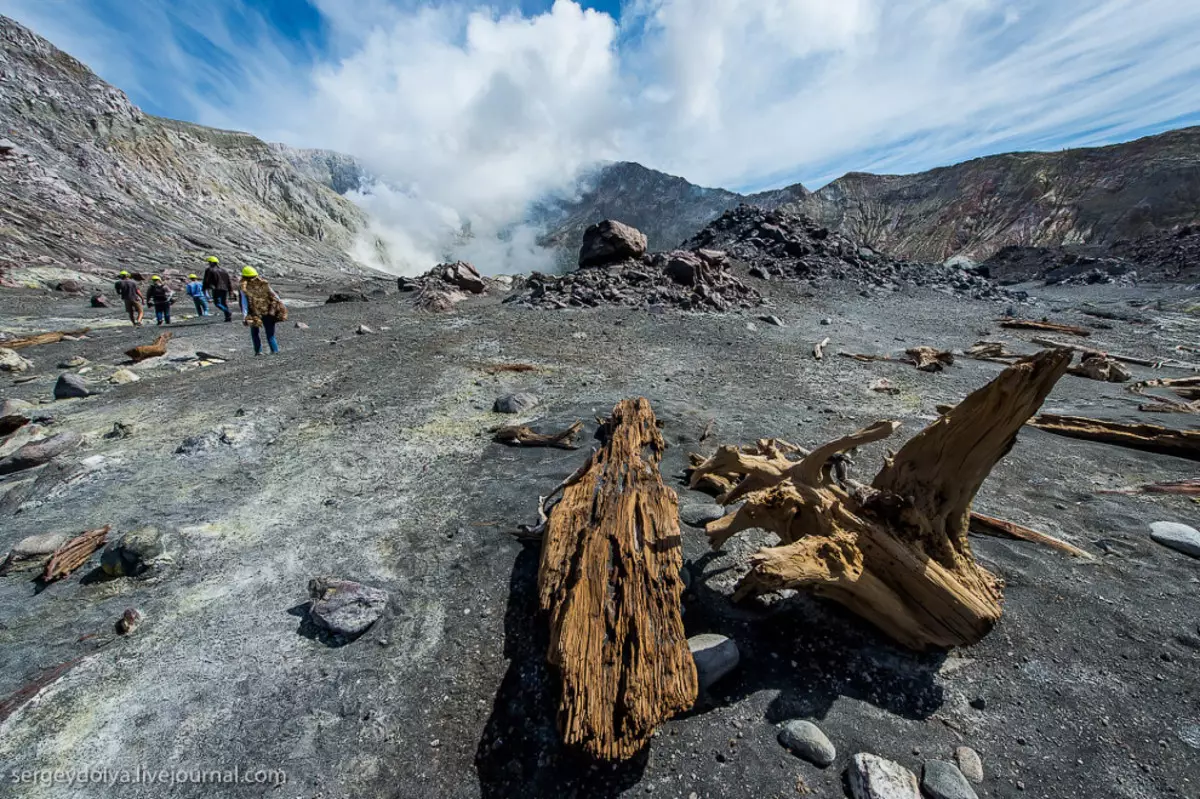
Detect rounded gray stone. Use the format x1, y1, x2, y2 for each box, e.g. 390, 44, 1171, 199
688, 633, 739, 690
679, 503, 725, 528
493, 392, 539, 414
954, 746, 984, 784
778, 719, 836, 767
921, 760, 979, 799
308, 577, 389, 638
54, 373, 93, 399
1150, 521, 1200, 559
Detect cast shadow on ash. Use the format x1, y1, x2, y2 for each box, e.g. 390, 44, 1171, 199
475, 542, 648, 799
681, 550, 948, 724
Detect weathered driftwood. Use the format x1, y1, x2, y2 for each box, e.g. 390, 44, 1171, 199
691, 349, 1072, 651
965, 341, 1023, 363
700, 418, 717, 443
1068, 353, 1132, 383
838, 352, 902, 364
905, 346, 955, 372
42, 525, 110, 582
3, 328, 91, 350
1028, 414, 1200, 461
969, 512, 1094, 559
125, 332, 172, 363
537, 398, 696, 760
1099, 478, 1200, 496
813, 337, 831, 360
493, 421, 584, 450
1031, 336, 1200, 372
1000, 318, 1091, 337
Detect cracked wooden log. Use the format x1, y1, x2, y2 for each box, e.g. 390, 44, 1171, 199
537, 398, 696, 760
125, 332, 172, 364
1028, 414, 1200, 461
3, 328, 91, 350
1099, 478, 1200, 496
695, 349, 1072, 651
969, 513, 1093, 559
905, 346, 955, 372
1000, 318, 1091, 337
42, 525, 110, 582
493, 421, 584, 449
1031, 336, 1200, 372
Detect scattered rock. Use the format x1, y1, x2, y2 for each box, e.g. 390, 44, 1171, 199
53, 373, 93, 399
356, 324, 374, 335
1149, 521, 1200, 559
0, 531, 71, 575
108, 369, 140, 385
91, 293, 111, 308
0, 398, 34, 416
778, 720, 836, 767
870, 378, 901, 395
688, 633, 740, 690
326, 291, 369, 304
307, 577, 389, 639
821, 318, 833, 326
579, 219, 649, 268
679, 503, 726, 528
493, 393, 540, 414
116, 608, 143, 635
849, 753, 920, 799
0, 347, 33, 373
101, 527, 167, 577
433, 261, 487, 294
295, 322, 309, 329
759, 314, 785, 327
57, 356, 88, 369
921, 760, 978, 799
954, 747, 984, 784
104, 421, 134, 439
55, 279, 83, 293
0, 430, 81, 474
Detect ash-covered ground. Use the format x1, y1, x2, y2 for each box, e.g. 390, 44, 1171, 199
0, 273, 1197, 799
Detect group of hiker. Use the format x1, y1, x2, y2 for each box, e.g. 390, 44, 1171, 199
113, 256, 288, 355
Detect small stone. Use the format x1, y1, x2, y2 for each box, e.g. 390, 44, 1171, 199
969, 696, 987, 710
849, 753, 920, 799
307, 577, 389, 639
91, 293, 111, 308
105, 421, 134, 439
921, 760, 978, 799
109, 368, 140, 385
688, 634, 739, 690
0, 398, 34, 416
101, 528, 167, 577
954, 747, 984, 784
116, 608, 143, 635
759, 314, 785, 327
54, 373, 93, 399
356, 324, 374, 335
679, 503, 725, 528
0, 348, 34, 373
777, 720, 836, 767
1149, 521, 1200, 559
820, 318, 833, 326
493, 392, 539, 414
57, 356, 88, 369
295, 322, 310, 329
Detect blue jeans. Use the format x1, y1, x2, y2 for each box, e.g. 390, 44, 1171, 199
154, 304, 171, 324
251, 315, 278, 354
211, 289, 231, 321
192, 296, 209, 315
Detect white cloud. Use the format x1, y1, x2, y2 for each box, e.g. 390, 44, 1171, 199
4, 0, 1200, 273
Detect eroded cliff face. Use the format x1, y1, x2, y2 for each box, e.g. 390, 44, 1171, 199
792, 128, 1200, 263
0, 15, 379, 289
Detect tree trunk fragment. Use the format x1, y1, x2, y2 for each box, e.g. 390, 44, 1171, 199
1000, 318, 1091, 337
1028, 414, 1200, 461
42, 525, 110, 582
493, 421, 584, 449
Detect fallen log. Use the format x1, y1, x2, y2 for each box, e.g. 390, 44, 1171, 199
693, 349, 1072, 651
125, 332, 172, 364
3, 328, 91, 350
965, 341, 1023, 362
1099, 478, 1200, 496
493, 421, 584, 450
1028, 414, 1200, 461
905, 346, 955, 372
1000, 318, 1091, 337
537, 398, 696, 759
1032, 336, 1200, 372
813, 337, 831, 360
838, 352, 901, 364
42, 525, 110, 582
968, 512, 1094, 559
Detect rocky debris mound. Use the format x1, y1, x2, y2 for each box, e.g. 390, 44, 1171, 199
1110, 223, 1200, 281
686, 205, 1009, 300
508, 246, 762, 312
398, 261, 491, 313
579, 219, 649, 267
984, 245, 1138, 286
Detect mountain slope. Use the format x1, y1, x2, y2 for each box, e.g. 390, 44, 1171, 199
794, 128, 1200, 262
0, 15, 380, 289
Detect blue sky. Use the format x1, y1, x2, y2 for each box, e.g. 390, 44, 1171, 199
4, 0, 1200, 271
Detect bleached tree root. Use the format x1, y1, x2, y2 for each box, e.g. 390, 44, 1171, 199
692, 349, 1072, 651
537, 398, 696, 760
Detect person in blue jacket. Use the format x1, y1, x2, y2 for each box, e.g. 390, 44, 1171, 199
185, 273, 210, 316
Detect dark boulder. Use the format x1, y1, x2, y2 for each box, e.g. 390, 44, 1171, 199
54, 373, 93, 399
326, 291, 369, 304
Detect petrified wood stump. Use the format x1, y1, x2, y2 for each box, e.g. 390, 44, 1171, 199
691, 349, 1072, 651
537, 398, 696, 760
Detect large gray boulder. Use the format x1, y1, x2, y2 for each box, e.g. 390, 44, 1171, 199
493, 393, 540, 414
1150, 521, 1200, 559
579, 220, 648, 268
688, 633, 740, 690
307, 577, 389, 639
54, 373, 93, 399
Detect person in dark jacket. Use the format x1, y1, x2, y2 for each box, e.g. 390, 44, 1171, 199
239, 266, 287, 355
202, 256, 234, 322
114, 270, 144, 326
145, 275, 173, 325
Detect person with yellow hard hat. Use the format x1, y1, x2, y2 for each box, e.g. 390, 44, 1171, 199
145, 275, 174, 326
185, 272, 210, 317
201, 256, 234, 322
238, 266, 287, 355
113, 270, 144, 326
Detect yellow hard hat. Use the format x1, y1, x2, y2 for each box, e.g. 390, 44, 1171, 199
241, 266, 258, 278
206, 256, 219, 263
188, 273, 198, 279
151, 275, 161, 281
118, 270, 130, 277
